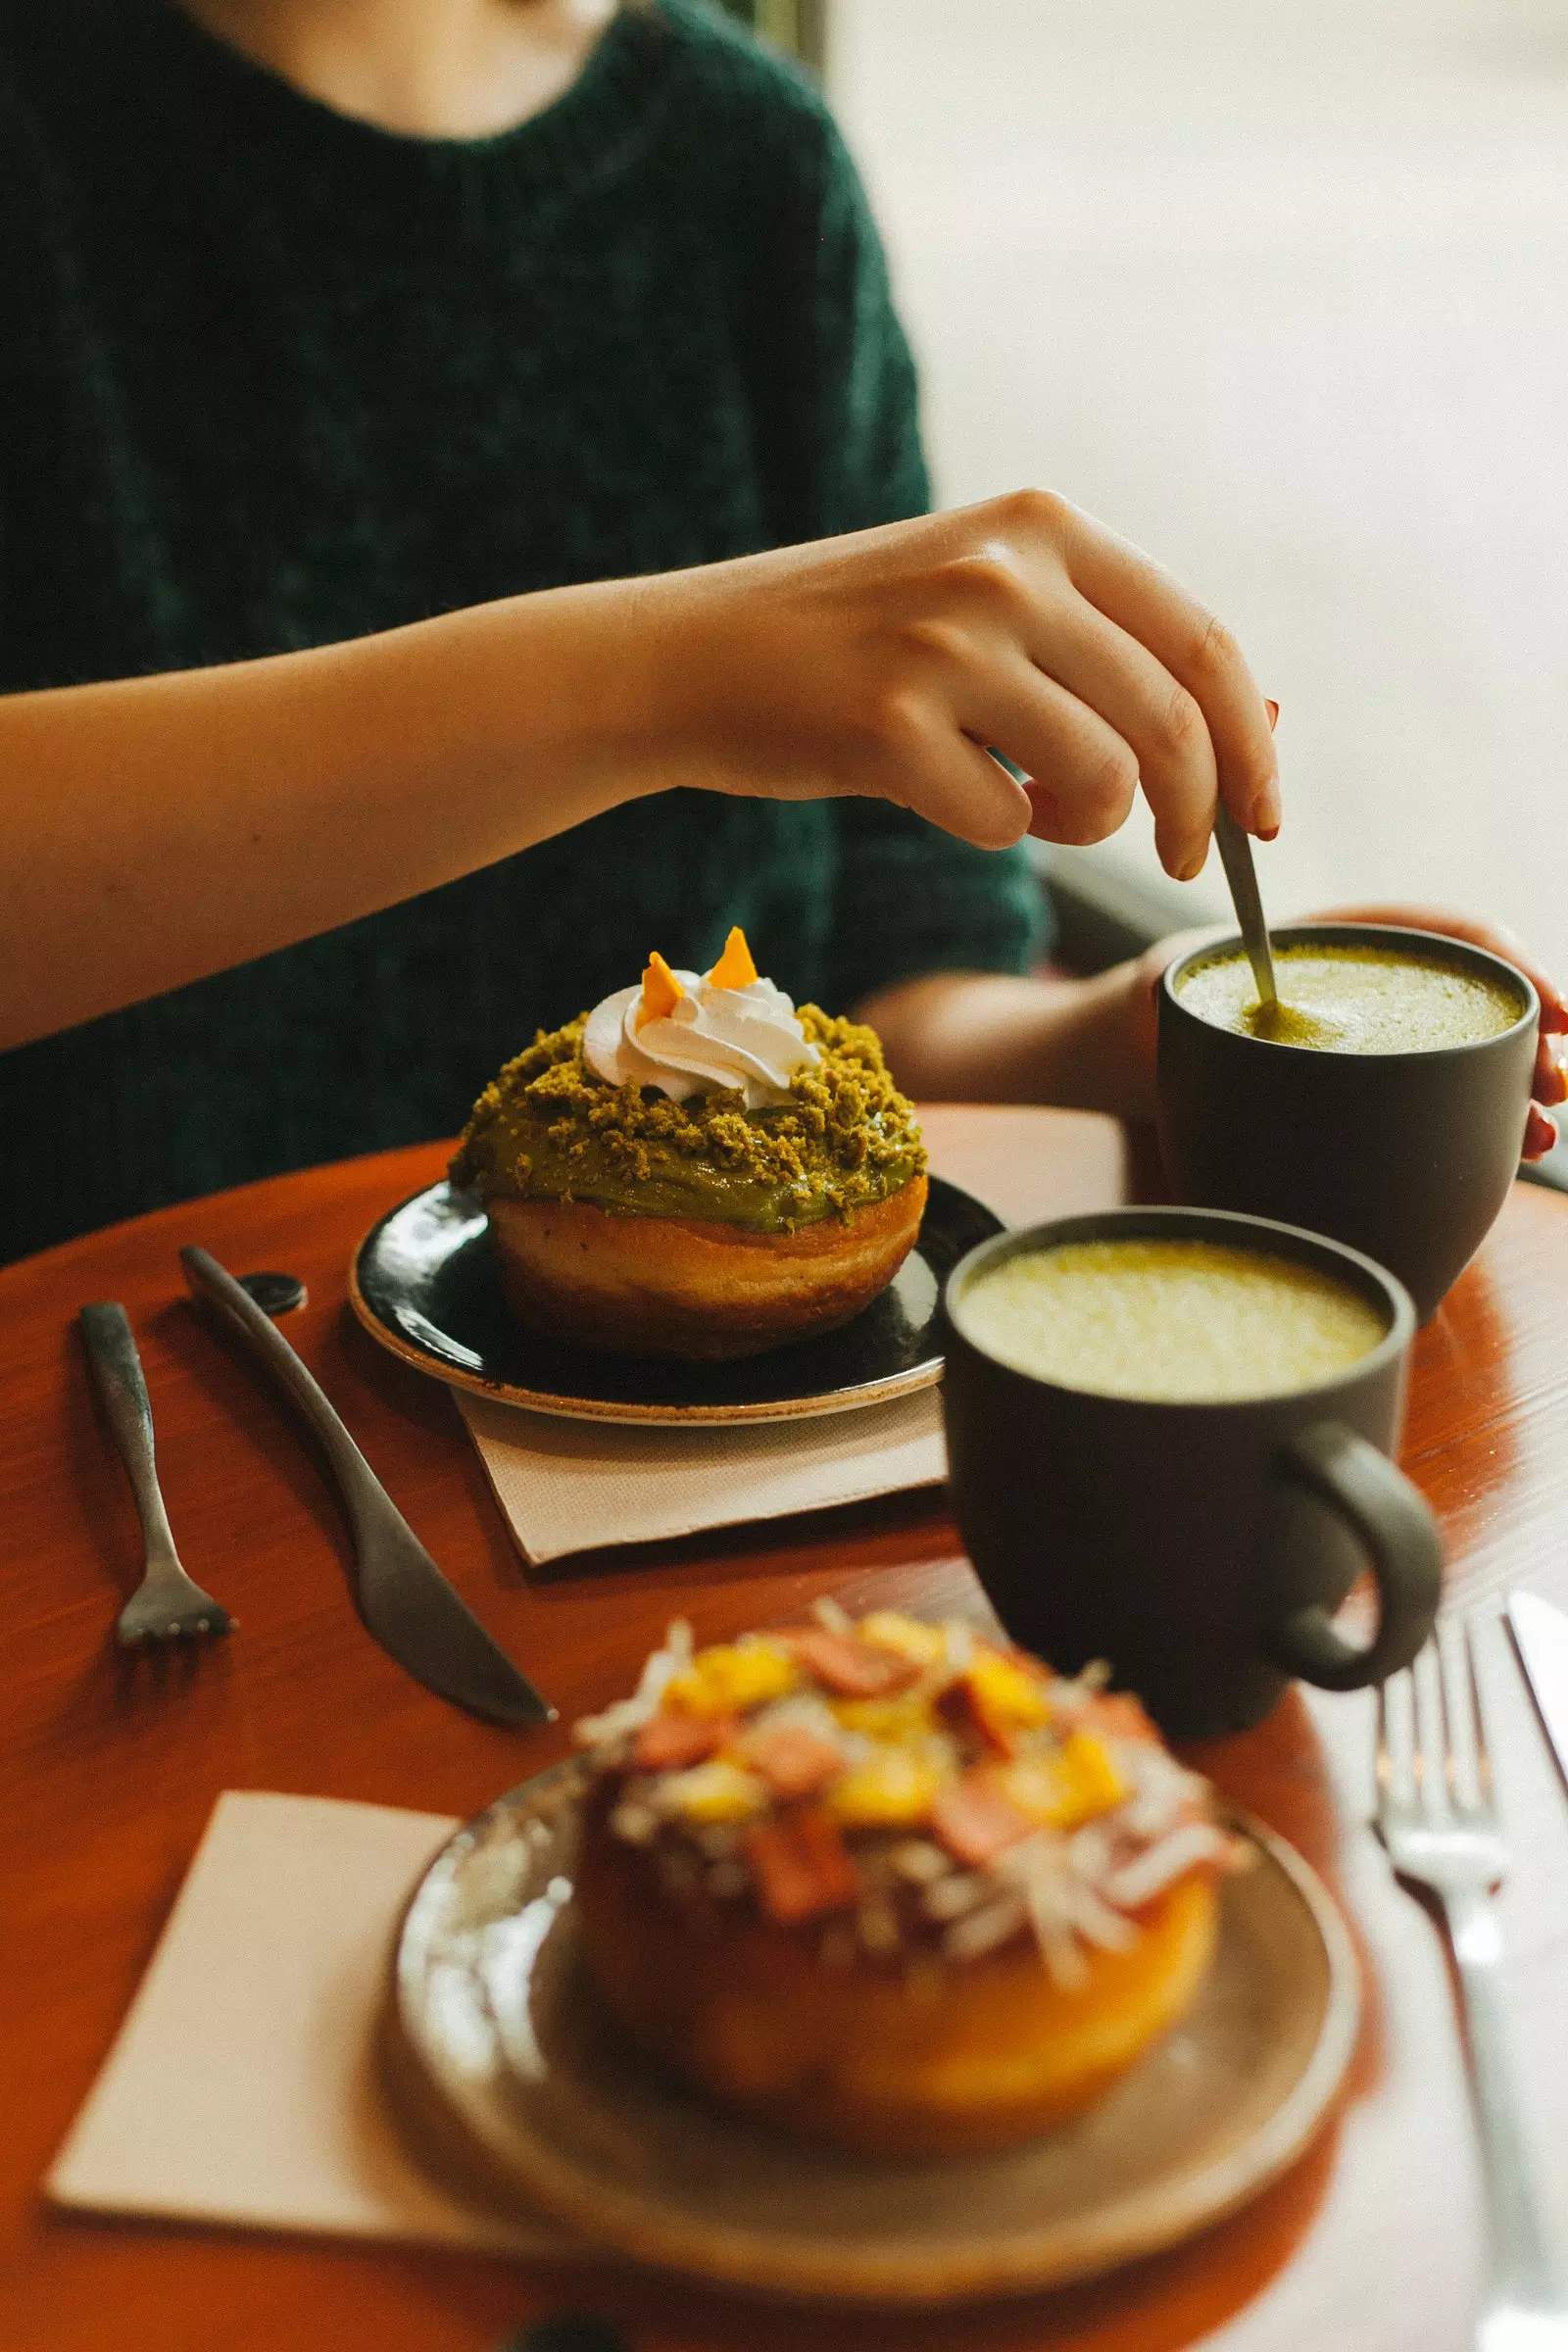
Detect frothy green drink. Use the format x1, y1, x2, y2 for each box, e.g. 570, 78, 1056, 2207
1177, 943, 1523, 1054
960, 1239, 1388, 1402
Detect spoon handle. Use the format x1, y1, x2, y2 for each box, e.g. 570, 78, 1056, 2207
1213, 802, 1278, 1007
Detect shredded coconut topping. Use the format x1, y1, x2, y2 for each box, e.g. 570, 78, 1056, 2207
575, 1610, 1230, 1978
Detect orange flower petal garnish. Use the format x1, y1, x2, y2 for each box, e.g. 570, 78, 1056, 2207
706, 924, 759, 991
635, 950, 684, 1031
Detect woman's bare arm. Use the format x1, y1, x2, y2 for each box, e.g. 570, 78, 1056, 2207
0, 493, 1280, 1052
0, 584, 670, 1050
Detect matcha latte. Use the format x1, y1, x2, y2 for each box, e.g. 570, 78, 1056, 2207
959, 1238, 1387, 1402
1177, 942, 1524, 1054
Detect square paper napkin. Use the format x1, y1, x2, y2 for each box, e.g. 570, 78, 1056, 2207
45, 1790, 578, 2261
453, 1105, 1127, 1568
458, 1386, 947, 1567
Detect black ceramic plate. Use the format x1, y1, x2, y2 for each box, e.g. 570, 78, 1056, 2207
348, 1178, 1002, 1426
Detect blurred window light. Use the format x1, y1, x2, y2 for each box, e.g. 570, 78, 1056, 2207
829, 1, 1568, 982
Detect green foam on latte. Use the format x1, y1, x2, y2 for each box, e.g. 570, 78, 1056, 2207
960, 1238, 1388, 1402
1177, 943, 1524, 1054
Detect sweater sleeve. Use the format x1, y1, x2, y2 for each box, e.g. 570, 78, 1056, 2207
779, 105, 1050, 1004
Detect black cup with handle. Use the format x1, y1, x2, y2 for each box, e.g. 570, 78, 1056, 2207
940, 1205, 1442, 1740
1157, 922, 1539, 1323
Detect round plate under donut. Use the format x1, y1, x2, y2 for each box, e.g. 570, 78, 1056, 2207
387, 1763, 1360, 2308
348, 1176, 1002, 1425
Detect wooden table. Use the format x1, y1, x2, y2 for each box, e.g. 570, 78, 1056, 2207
6, 1105, 1568, 2352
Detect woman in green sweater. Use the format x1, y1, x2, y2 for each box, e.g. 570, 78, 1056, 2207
0, 0, 1559, 1260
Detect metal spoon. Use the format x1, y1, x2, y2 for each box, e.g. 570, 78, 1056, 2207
1212, 800, 1278, 1012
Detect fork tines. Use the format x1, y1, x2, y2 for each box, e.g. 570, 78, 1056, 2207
1375, 1614, 1506, 1899
1377, 1619, 1491, 1812
117, 1580, 234, 1646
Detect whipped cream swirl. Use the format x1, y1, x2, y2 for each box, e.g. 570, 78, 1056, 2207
584, 956, 820, 1111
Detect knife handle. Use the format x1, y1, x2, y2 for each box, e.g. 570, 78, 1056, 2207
179, 1245, 406, 1568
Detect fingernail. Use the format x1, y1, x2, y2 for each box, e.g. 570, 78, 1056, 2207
1524, 1106, 1558, 1158
1250, 779, 1283, 836
1264, 698, 1280, 730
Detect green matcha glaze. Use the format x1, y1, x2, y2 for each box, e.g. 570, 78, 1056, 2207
450, 1006, 926, 1232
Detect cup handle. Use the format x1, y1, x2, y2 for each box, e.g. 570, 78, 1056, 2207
1264, 1422, 1443, 1691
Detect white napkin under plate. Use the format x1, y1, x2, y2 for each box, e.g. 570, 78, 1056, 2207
45, 1789, 580, 2261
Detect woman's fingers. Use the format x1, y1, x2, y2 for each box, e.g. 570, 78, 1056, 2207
1536, 1032, 1568, 1107
1017, 594, 1219, 879
954, 654, 1145, 851
685, 492, 1279, 870
887, 730, 1033, 851
1042, 502, 1280, 841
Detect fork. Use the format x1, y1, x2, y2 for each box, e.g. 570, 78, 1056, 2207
80, 1302, 232, 1645
1375, 1621, 1567, 2349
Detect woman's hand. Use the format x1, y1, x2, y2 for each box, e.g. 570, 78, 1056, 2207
646, 491, 1281, 878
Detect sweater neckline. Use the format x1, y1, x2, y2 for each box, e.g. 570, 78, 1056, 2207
148, 0, 674, 193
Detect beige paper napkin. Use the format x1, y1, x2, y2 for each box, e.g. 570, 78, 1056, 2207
457, 1385, 947, 1567
45, 1789, 578, 2260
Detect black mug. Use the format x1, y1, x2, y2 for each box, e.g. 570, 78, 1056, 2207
940, 1206, 1443, 1739
1157, 922, 1539, 1322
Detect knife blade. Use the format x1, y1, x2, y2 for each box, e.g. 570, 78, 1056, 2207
181, 1245, 554, 1729
1505, 1589, 1568, 1798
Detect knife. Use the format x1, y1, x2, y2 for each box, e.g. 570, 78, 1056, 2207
1505, 1589, 1568, 1798
180, 1245, 554, 1729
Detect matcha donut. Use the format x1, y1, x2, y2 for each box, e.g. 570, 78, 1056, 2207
451, 978, 928, 1358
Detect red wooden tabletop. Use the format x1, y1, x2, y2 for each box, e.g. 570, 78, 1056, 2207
5, 1105, 1568, 2352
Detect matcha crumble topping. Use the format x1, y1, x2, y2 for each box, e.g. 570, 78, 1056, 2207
450, 1008, 926, 1231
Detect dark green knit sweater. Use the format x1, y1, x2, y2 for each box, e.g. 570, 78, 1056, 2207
0, 0, 1044, 1261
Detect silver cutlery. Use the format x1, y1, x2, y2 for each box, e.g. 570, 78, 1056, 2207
1505, 1590, 1568, 1807
1213, 799, 1279, 1011
80, 1301, 233, 1646
180, 1245, 553, 1728
1375, 1622, 1567, 2349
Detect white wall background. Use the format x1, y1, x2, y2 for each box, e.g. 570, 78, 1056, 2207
829, 0, 1568, 967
